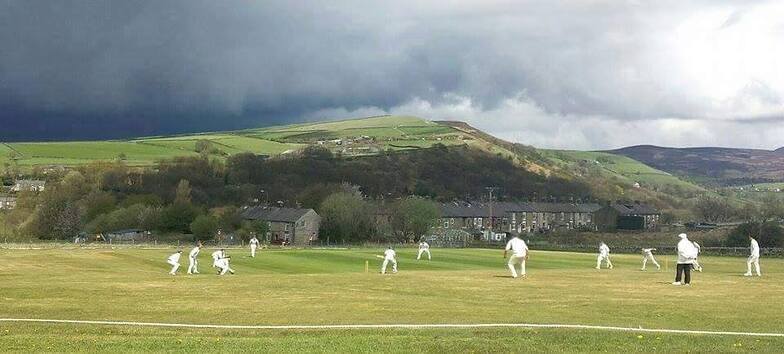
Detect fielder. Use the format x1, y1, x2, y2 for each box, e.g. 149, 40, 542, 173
212, 249, 225, 270
417, 241, 431, 260
381, 247, 398, 274
187, 242, 202, 274
212, 249, 235, 275
745, 235, 761, 277
641, 248, 660, 271
596, 242, 613, 269
504, 234, 529, 278
692, 241, 703, 272
249, 235, 260, 257
167, 250, 182, 275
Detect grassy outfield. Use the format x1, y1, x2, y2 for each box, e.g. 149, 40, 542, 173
0, 248, 781, 352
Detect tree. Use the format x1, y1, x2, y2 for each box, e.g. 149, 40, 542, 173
81, 190, 117, 221
190, 214, 219, 240
759, 193, 784, 222
726, 222, 784, 247
174, 179, 192, 204
757, 222, 784, 247
296, 183, 342, 210
23, 185, 84, 239
658, 212, 676, 225
238, 219, 269, 242
160, 202, 200, 233
53, 202, 82, 239
390, 196, 440, 242
216, 206, 243, 233
693, 197, 736, 223
319, 192, 375, 242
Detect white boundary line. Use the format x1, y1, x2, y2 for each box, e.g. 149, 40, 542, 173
0, 319, 782, 337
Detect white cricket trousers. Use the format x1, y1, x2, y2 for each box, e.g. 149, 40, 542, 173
417, 249, 431, 260
596, 254, 612, 269
251, 245, 257, 257
188, 257, 198, 274
381, 258, 397, 274
642, 255, 660, 270
217, 259, 234, 275
747, 255, 761, 276
507, 255, 526, 278
167, 260, 180, 275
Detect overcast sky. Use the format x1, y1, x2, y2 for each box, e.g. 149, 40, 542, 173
1, 1, 783, 149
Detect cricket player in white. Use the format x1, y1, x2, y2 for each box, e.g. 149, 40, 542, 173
211, 249, 235, 275
504, 234, 528, 278
641, 248, 660, 271
692, 241, 703, 272
187, 242, 202, 274
167, 250, 182, 275
381, 247, 398, 274
745, 236, 761, 277
596, 242, 613, 269
212, 249, 225, 269
249, 236, 260, 257
417, 241, 431, 260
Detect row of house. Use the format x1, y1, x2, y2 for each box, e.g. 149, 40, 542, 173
0, 195, 16, 210
11, 180, 46, 192
236, 200, 660, 246
0, 180, 46, 210
435, 201, 660, 237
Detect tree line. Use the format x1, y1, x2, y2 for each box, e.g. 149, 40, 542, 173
2, 145, 590, 242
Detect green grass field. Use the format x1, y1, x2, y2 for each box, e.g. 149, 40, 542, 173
1, 247, 781, 352
0, 116, 467, 168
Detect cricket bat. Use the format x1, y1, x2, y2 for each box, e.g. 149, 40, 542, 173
375, 255, 384, 259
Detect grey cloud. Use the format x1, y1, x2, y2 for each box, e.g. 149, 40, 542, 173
0, 0, 781, 143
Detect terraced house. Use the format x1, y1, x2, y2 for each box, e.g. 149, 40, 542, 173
0, 195, 17, 210
435, 201, 604, 236
11, 179, 45, 192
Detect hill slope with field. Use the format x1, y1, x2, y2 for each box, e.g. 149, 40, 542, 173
0, 116, 469, 168
540, 150, 711, 208
0, 115, 718, 212
609, 145, 784, 186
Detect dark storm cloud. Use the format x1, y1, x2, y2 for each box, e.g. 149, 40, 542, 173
0, 1, 782, 146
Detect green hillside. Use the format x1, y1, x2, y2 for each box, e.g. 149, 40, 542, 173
540, 150, 711, 211
0, 116, 468, 168
1, 116, 716, 212
542, 150, 705, 192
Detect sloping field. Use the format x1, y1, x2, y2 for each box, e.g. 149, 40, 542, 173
0, 116, 464, 168
0, 143, 12, 166
7, 141, 198, 166
541, 149, 707, 194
